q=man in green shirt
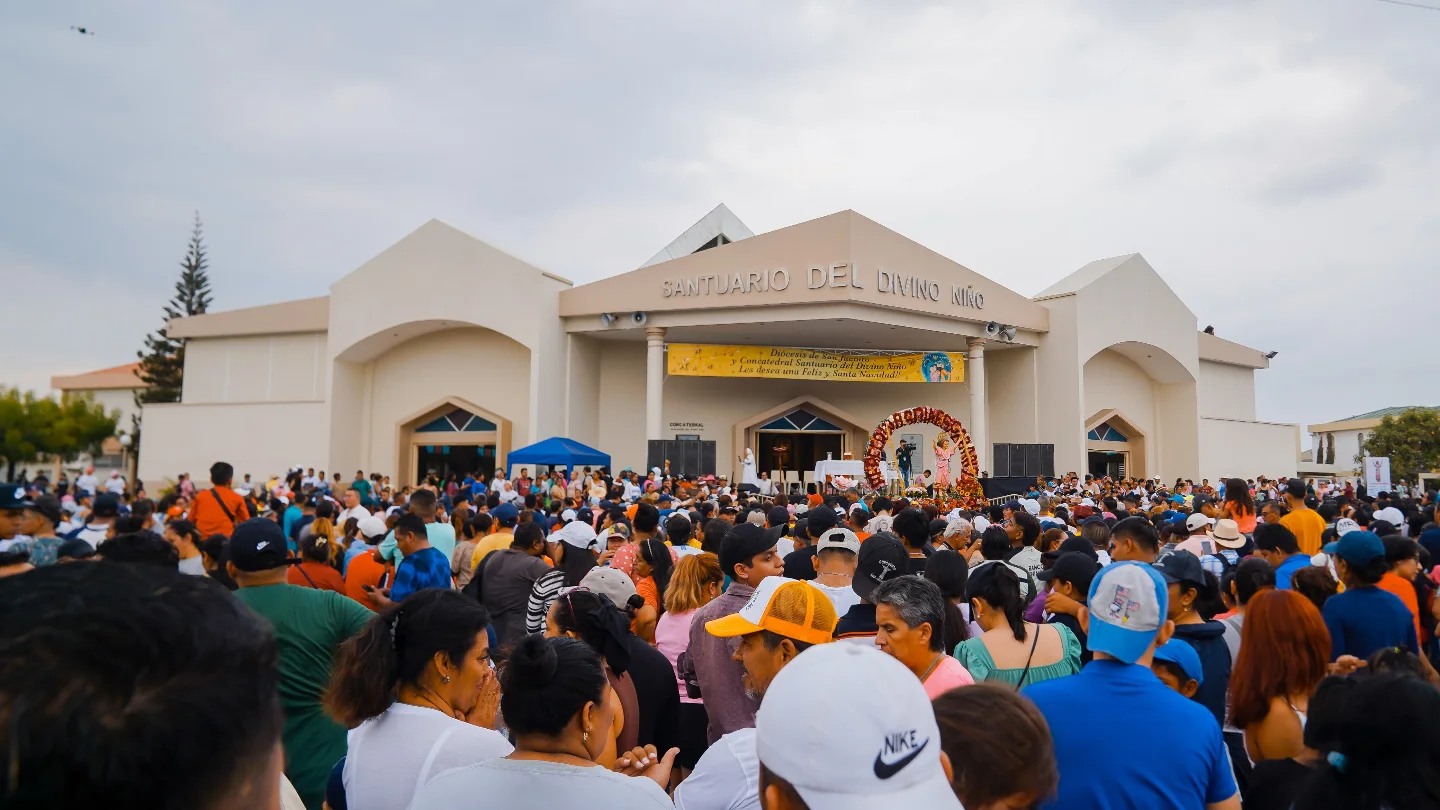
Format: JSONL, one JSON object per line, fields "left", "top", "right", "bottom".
{"left": 350, "top": 470, "right": 374, "bottom": 508}
{"left": 228, "top": 518, "right": 372, "bottom": 809}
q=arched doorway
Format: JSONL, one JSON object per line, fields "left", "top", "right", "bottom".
{"left": 733, "top": 398, "right": 868, "bottom": 486}
{"left": 1085, "top": 409, "right": 1146, "bottom": 479}
{"left": 397, "top": 398, "right": 512, "bottom": 487}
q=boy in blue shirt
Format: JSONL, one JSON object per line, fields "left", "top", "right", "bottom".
{"left": 1320, "top": 530, "right": 1419, "bottom": 660}
{"left": 370, "top": 513, "right": 452, "bottom": 606}
{"left": 1023, "top": 561, "right": 1239, "bottom": 810}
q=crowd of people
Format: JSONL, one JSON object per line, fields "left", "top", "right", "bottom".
{"left": 3, "top": 462, "right": 1440, "bottom": 809}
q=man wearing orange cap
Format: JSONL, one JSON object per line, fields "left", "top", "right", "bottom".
{"left": 671, "top": 576, "right": 837, "bottom": 810}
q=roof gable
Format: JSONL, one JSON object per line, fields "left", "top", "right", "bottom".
{"left": 640, "top": 204, "right": 755, "bottom": 268}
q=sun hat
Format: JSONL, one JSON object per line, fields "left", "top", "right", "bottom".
{"left": 755, "top": 643, "right": 962, "bottom": 810}
{"left": 1206, "top": 518, "right": 1245, "bottom": 549}
{"left": 705, "top": 575, "right": 839, "bottom": 647}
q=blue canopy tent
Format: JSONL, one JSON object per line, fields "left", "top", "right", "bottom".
{"left": 505, "top": 437, "right": 611, "bottom": 475}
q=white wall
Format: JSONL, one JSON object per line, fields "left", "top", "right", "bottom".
{"left": 138, "top": 401, "right": 328, "bottom": 484}
{"left": 86, "top": 387, "right": 142, "bottom": 428}
{"left": 181, "top": 333, "right": 327, "bottom": 403}
{"left": 1200, "top": 418, "right": 1300, "bottom": 480}
{"left": 1198, "top": 360, "right": 1257, "bottom": 421}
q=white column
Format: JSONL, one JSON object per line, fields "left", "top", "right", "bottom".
{"left": 967, "top": 338, "right": 989, "bottom": 475}
{"left": 646, "top": 326, "right": 667, "bottom": 441}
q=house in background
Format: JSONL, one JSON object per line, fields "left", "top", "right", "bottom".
{"left": 1300, "top": 405, "right": 1440, "bottom": 482}
{"left": 16, "top": 363, "right": 147, "bottom": 482}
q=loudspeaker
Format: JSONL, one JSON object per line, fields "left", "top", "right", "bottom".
{"left": 647, "top": 440, "right": 716, "bottom": 478}
{"left": 990, "top": 443, "right": 1055, "bottom": 478}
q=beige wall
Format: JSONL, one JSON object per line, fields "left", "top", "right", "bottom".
{"left": 1199, "top": 418, "right": 1300, "bottom": 481}
{"left": 181, "top": 333, "right": 327, "bottom": 404}
{"left": 1198, "top": 360, "right": 1257, "bottom": 421}
{"left": 138, "top": 401, "right": 328, "bottom": 483}
{"left": 593, "top": 342, "right": 977, "bottom": 476}
{"left": 363, "top": 328, "right": 531, "bottom": 482}
{"left": 1083, "top": 350, "right": 1157, "bottom": 442}
{"left": 565, "top": 334, "right": 602, "bottom": 445}
{"left": 84, "top": 387, "right": 142, "bottom": 428}
{"left": 325, "top": 219, "right": 570, "bottom": 472}
{"left": 986, "top": 347, "right": 1039, "bottom": 445}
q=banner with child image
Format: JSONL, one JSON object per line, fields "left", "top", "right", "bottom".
{"left": 666, "top": 344, "right": 964, "bottom": 383}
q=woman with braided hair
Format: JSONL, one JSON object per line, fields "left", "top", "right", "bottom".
{"left": 323, "top": 589, "right": 509, "bottom": 810}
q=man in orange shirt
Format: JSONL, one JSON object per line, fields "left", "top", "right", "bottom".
{"left": 1278, "top": 478, "right": 1326, "bottom": 556}
{"left": 188, "top": 461, "right": 251, "bottom": 539}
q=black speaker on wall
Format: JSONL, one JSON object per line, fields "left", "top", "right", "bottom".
{"left": 991, "top": 443, "right": 1054, "bottom": 478}
{"left": 647, "top": 440, "right": 716, "bottom": 478}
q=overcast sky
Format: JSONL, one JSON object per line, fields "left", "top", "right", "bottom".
{"left": 4, "top": 1, "right": 1438, "bottom": 438}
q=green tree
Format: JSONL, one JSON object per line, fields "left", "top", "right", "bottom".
{"left": 137, "top": 212, "right": 213, "bottom": 406}
{"left": 0, "top": 388, "right": 117, "bottom": 480}
{"left": 1359, "top": 408, "right": 1440, "bottom": 480}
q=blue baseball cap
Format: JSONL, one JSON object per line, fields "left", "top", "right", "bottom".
{"left": 1086, "top": 561, "right": 1169, "bottom": 665}
{"left": 1322, "top": 530, "right": 1384, "bottom": 566}
{"left": 1153, "top": 639, "right": 1204, "bottom": 685}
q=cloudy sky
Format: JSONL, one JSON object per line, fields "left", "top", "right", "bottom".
{"left": 4, "top": 1, "right": 1438, "bottom": 438}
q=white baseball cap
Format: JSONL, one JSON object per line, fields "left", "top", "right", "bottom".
{"left": 356, "top": 515, "right": 389, "bottom": 541}
{"left": 755, "top": 643, "right": 962, "bottom": 810}
{"left": 1185, "top": 513, "right": 1213, "bottom": 532}
{"left": 560, "top": 508, "right": 578, "bottom": 522}
{"left": 1021, "top": 498, "right": 1040, "bottom": 516}
{"left": 553, "top": 520, "right": 600, "bottom": 550}
{"left": 817, "top": 527, "right": 862, "bottom": 555}
{"left": 1334, "top": 517, "right": 1361, "bottom": 537}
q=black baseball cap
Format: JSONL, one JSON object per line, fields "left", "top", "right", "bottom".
{"left": 767, "top": 506, "right": 790, "bottom": 528}
{"left": 805, "top": 504, "right": 839, "bottom": 537}
{"left": 1043, "top": 536, "right": 1099, "bottom": 563}
{"left": 0, "top": 483, "right": 33, "bottom": 510}
{"left": 1153, "top": 550, "right": 1207, "bottom": 591}
{"left": 928, "top": 518, "right": 950, "bottom": 537}
{"left": 719, "top": 522, "right": 776, "bottom": 578}
{"left": 92, "top": 493, "right": 121, "bottom": 518}
{"left": 226, "top": 518, "right": 296, "bottom": 572}
{"left": 28, "top": 494, "right": 63, "bottom": 527}
{"left": 853, "top": 533, "right": 907, "bottom": 601}
{"left": 1037, "top": 551, "right": 1100, "bottom": 594}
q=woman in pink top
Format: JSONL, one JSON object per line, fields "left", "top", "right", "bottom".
{"left": 652, "top": 552, "right": 725, "bottom": 776}
{"left": 873, "top": 576, "right": 975, "bottom": 700}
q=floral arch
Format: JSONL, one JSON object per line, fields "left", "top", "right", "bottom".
{"left": 865, "top": 406, "right": 987, "bottom": 509}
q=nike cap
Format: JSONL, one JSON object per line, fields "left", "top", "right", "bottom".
{"left": 755, "top": 642, "right": 962, "bottom": 810}
{"left": 226, "top": 518, "right": 297, "bottom": 572}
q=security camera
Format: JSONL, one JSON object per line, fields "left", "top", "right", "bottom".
{"left": 600, "top": 313, "right": 617, "bottom": 326}
{"left": 631, "top": 312, "right": 649, "bottom": 326}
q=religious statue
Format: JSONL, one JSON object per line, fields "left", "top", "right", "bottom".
{"left": 933, "top": 433, "right": 956, "bottom": 489}
{"left": 741, "top": 447, "right": 760, "bottom": 487}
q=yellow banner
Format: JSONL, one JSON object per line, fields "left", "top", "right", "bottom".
{"left": 667, "top": 344, "right": 964, "bottom": 383}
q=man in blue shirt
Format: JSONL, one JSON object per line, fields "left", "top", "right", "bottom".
{"left": 373, "top": 513, "right": 452, "bottom": 605}
{"left": 1023, "top": 561, "right": 1240, "bottom": 810}
{"left": 1252, "top": 523, "right": 1310, "bottom": 590}
{"left": 1321, "top": 530, "right": 1419, "bottom": 660}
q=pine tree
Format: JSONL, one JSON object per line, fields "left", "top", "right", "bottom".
{"left": 137, "top": 213, "right": 213, "bottom": 406}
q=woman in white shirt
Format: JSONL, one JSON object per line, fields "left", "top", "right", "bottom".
{"left": 324, "top": 590, "right": 512, "bottom": 810}
{"left": 410, "top": 635, "right": 675, "bottom": 809}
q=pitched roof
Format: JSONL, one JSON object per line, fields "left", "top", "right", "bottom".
{"left": 51, "top": 362, "right": 144, "bottom": 391}
{"left": 639, "top": 204, "right": 755, "bottom": 268}
{"left": 1341, "top": 405, "right": 1440, "bottom": 421}
{"left": 1033, "top": 253, "right": 1140, "bottom": 299}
